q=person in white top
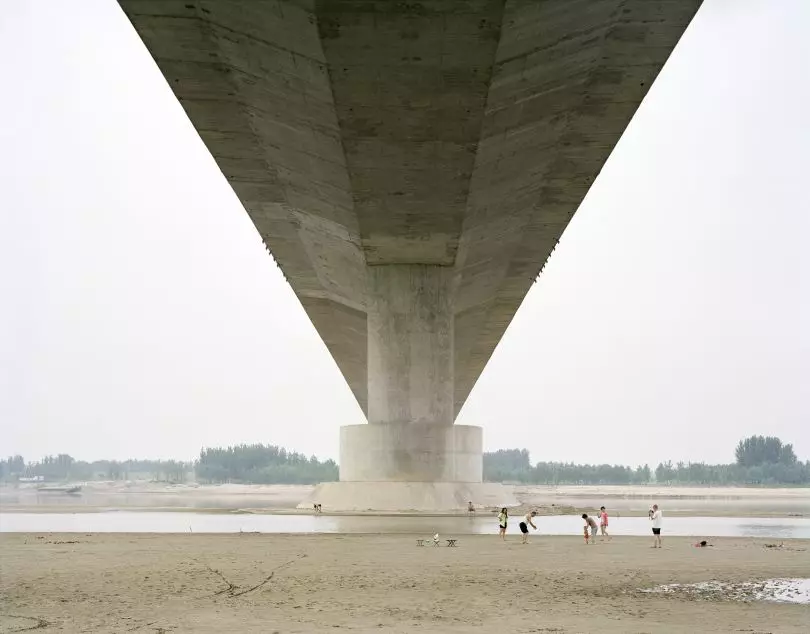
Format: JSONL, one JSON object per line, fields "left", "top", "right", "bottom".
{"left": 650, "top": 504, "right": 663, "bottom": 548}
{"left": 519, "top": 511, "right": 537, "bottom": 544}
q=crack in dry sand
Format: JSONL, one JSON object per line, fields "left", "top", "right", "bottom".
{"left": 0, "top": 613, "right": 49, "bottom": 632}
{"left": 201, "top": 554, "right": 306, "bottom": 599}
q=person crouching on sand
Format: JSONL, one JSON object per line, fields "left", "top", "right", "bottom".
{"left": 582, "top": 514, "right": 598, "bottom": 544}
{"left": 498, "top": 508, "right": 508, "bottom": 540}
{"left": 519, "top": 511, "right": 537, "bottom": 544}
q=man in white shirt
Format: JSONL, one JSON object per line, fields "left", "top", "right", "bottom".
{"left": 519, "top": 511, "right": 537, "bottom": 544}
{"left": 650, "top": 504, "right": 663, "bottom": 548}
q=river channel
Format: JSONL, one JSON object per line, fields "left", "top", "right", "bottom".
{"left": 1, "top": 512, "right": 809, "bottom": 538}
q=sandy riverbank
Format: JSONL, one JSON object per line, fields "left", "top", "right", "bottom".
{"left": 1, "top": 533, "right": 808, "bottom": 633}
{"left": 2, "top": 482, "right": 809, "bottom": 517}
{"left": 516, "top": 484, "right": 810, "bottom": 517}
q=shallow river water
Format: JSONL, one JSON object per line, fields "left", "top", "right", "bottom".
{"left": 1, "top": 512, "right": 809, "bottom": 538}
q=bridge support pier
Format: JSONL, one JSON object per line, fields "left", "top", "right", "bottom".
{"left": 301, "top": 265, "right": 516, "bottom": 511}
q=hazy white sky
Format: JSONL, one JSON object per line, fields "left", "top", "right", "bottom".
{"left": 1, "top": 0, "right": 808, "bottom": 467}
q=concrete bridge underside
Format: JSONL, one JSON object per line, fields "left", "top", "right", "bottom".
{"left": 120, "top": 0, "right": 701, "bottom": 510}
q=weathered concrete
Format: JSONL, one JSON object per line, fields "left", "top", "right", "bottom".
{"left": 367, "top": 265, "right": 454, "bottom": 427}
{"left": 339, "top": 423, "right": 480, "bottom": 482}
{"left": 119, "top": 0, "right": 703, "bottom": 510}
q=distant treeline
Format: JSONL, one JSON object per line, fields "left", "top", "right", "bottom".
{"left": 483, "top": 436, "right": 809, "bottom": 486}
{"left": 196, "top": 444, "right": 337, "bottom": 484}
{"left": 2, "top": 435, "right": 806, "bottom": 486}
{"left": 484, "top": 449, "right": 651, "bottom": 485}
{"left": 0, "top": 454, "right": 191, "bottom": 483}
{"left": 0, "top": 444, "right": 337, "bottom": 485}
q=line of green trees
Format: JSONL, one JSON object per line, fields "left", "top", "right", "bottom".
{"left": 196, "top": 444, "right": 338, "bottom": 484}
{"left": 3, "top": 435, "right": 805, "bottom": 487}
{"left": 0, "top": 444, "right": 337, "bottom": 485}
{"left": 483, "top": 436, "right": 808, "bottom": 486}
{"left": 483, "top": 449, "right": 652, "bottom": 484}
{"left": 0, "top": 454, "right": 191, "bottom": 483}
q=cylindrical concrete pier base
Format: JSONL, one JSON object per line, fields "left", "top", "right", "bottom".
{"left": 298, "top": 424, "right": 519, "bottom": 511}
{"left": 339, "top": 424, "right": 482, "bottom": 483}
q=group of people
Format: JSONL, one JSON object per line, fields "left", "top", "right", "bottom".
{"left": 581, "top": 507, "right": 611, "bottom": 544}
{"left": 496, "top": 503, "right": 664, "bottom": 547}
{"left": 497, "top": 508, "right": 539, "bottom": 544}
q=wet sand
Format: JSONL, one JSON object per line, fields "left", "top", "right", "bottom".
{"left": 0, "top": 482, "right": 312, "bottom": 514}
{"left": 1, "top": 533, "right": 807, "bottom": 633}
{"left": 516, "top": 485, "right": 810, "bottom": 518}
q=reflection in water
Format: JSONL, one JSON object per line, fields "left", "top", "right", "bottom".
{"left": 1, "top": 512, "right": 809, "bottom": 538}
